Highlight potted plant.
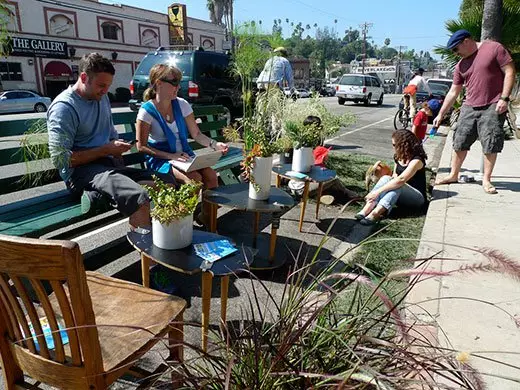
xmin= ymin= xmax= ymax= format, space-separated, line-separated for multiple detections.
xmin=284 ymin=119 xmax=321 ymax=173
xmin=144 ymin=176 xmax=202 ymax=250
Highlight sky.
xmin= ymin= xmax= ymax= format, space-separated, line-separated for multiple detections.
xmin=104 ymin=0 xmax=462 ymax=56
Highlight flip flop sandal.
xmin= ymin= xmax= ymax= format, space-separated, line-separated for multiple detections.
xmin=354 ymin=212 xmax=366 ymax=221
xmin=483 ymin=183 xmax=497 ymax=194
xmin=359 ymin=217 xmax=379 ymax=226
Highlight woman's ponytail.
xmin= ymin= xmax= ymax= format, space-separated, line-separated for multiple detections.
xmin=143 ymin=87 xmax=156 ymax=102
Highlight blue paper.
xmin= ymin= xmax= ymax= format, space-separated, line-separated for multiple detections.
xmin=26 ymin=317 xmax=70 ymax=351
xmin=194 ymin=240 xmax=238 ymax=262
xmin=286 ymin=171 xmax=308 ymax=179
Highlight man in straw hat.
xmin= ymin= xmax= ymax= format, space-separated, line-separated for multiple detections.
xmin=256 ymin=46 xmax=294 ymax=92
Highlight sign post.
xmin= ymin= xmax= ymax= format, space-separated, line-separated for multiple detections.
xmin=168 ymin=3 xmax=188 ymax=46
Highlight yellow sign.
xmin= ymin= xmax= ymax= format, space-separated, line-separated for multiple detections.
xmin=168 ymin=3 xmax=187 ymax=46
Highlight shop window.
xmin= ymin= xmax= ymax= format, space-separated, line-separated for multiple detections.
xmin=0 ymin=62 xmax=23 ymax=81
xmin=102 ymin=22 xmax=119 ymax=40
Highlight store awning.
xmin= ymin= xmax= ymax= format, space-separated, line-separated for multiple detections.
xmin=44 ymin=61 xmax=72 ymax=78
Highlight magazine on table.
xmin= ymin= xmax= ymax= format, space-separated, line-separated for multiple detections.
xmin=194 ymin=239 xmax=238 ymax=262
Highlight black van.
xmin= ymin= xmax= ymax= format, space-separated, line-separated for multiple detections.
xmin=129 ymin=47 xmax=242 ymax=119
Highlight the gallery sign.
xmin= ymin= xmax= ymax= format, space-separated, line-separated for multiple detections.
xmin=6 ymin=37 xmax=68 ymax=58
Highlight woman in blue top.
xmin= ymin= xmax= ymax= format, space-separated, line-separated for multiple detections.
xmin=356 ymin=129 xmax=427 ymax=225
xmin=136 ymin=64 xmax=228 ymax=189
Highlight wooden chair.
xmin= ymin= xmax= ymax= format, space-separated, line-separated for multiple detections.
xmin=0 ymin=234 xmax=186 ymax=389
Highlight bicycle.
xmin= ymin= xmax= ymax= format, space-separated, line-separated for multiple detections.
xmin=394 ymin=106 xmax=412 ymax=130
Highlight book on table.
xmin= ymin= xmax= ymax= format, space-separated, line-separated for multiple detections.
xmin=194 ymin=239 xmax=238 ymax=262
xmin=169 ymin=148 xmax=222 ymax=172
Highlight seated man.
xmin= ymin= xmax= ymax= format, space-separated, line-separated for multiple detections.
xmin=47 ymin=53 xmax=175 ymax=230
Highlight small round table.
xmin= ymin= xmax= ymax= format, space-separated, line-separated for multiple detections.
xmin=127 ymin=229 xmax=251 ymax=352
xmin=272 ymin=164 xmax=337 ymax=232
xmin=203 ymin=183 xmax=295 ymax=270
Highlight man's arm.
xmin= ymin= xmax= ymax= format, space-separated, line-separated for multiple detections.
xmin=284 ymin=59 xmax=294 ymax=90
xmin=433 ymin=83 xmax=463 ymax=127
xmin=47 ymin=102 xmax=131 ymax=170
xmin=496 ymin=62 xmax=516 ymax=114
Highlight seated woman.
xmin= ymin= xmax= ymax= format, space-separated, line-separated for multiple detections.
xmin=356 ymin=129 xmax=427 ymax=225
xmin=136 ymin=63 xmax=228 ymax=189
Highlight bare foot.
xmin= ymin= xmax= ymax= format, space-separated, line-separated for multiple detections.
xmin=482 ymin=182 xmax=497 ymax=194
xmin=435 ymin=175 xmax=458 ymax=185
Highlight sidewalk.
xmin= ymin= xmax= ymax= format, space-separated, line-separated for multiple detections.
xmin=409 ymin=131 xmax=520 ymax=389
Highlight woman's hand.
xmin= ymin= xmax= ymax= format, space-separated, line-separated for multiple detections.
xmin=170 ymin=152 xmax=191 ymax=162
xmin=365 ymin=191 xmax=379 ymax=203
xmin=215 ymin=142 xmax=229 ymax=155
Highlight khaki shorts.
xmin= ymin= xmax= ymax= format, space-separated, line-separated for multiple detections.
xmin=453 ymin=103 xmax=506 ymax=154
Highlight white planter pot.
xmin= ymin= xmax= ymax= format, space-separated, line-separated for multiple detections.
xmin=292 ymin=147 xmax=314 ymax=173
xmin=152 ymin=214 xmax=193 ymax=250
xmin=248 ymin=155 xmax=273 ymax=200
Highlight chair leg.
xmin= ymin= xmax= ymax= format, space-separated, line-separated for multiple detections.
xmin=0 ymin=329 xmax=23 ymax=389
xmin=169 ymin=313 xmax=184 ymax=388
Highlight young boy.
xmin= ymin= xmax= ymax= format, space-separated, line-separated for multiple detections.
xmin=411 ymin=100 xmax=435 ymax=140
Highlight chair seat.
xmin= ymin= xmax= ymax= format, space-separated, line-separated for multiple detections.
xmin=51 ymin=272 xmax=186 ymax=372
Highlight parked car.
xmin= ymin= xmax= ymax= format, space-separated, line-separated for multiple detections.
xmin=0 ymin=90 xmax=51 ymax=114
xmin=398 ymin=81 xmax=452 ymax=123
xmin=129 ymin=47 xmax=242 ymax=121
xmin=295 ymin=88 xmax=310 ymax=98
xmin=335 ymin=74 xmax=384 ymax=106
xmin=319 ymin=86 xmax=335 ymax=97
xmin=427 ymin=78 xmax=453 ymax=90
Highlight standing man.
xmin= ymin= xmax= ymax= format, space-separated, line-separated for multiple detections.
xmin=47 ymin=53 xmax=176 ymax=229
xmin=256 ymin=46 xmax=294 ymax=92
xmin=434 ymin=30 xmax=516 ymax=194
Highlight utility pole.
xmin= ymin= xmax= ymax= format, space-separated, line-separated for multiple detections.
xmin=359 ymin=22 xmax=373 ymax=74
xmin=394 ymin=45 xmax=407 ymax=93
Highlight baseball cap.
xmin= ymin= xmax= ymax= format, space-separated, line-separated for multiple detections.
xmin=446 ymin=29 xmax=471 ymax=50
xmin=427 ymin=99 xmax=441 ymax=112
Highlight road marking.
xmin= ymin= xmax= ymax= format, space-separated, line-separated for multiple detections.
xmin=325 ymin=116 xmax=394 ymax=143
xmin=72 ymin=217 xmax=129 ymax=243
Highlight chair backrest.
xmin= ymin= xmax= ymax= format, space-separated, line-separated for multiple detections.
xmin=0 ymin=234 xmax=103 ymax=387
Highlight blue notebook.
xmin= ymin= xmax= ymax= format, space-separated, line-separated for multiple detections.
xmin=194 ymin=240 xmax=238 ymax=262
xmin=286 ymin=170 xmax=308 ymax=179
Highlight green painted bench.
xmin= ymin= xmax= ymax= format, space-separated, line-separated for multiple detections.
xmin=0 ymin=105 xmax=244 ymax=237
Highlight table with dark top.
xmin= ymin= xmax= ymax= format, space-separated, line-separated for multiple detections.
xmin=127 ymin=229 xmax=251 ymax=351
xmin=203 ymin=183 xmax=295 ymax=270
xmin=272 ymin=164 xmax=337 ymax=232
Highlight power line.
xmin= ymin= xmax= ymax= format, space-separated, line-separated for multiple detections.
xmin=359 ymin=22 xmax=373 ymax=74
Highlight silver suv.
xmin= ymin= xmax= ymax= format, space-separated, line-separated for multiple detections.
xmin=336 ymin=74 xmax=384 ymax=106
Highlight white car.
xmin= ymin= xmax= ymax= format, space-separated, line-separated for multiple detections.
xmin=295 ymin=88 xmax=310 ymax=98
xmin=0 ymin=90 xmax=52 ymax=114
xmin=335 ymin=74 xmax=384 ymax=106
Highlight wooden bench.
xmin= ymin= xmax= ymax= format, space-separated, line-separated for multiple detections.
xmin=0 ymin=105 xmax=244 ymax=238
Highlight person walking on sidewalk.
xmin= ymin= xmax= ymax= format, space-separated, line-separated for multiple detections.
xmin=47 ymin=53 xmax=176 ymax=230
xmin=403 ymin=68 xmax=431 ymax=117
xmin=433 ymin=29 xmax=516 ymax=194
xmin=256 ymin=47 xmax=294 ymax=92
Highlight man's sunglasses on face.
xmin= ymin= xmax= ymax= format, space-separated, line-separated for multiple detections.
xmin=160 ymin=78 xmax=180 ymax=87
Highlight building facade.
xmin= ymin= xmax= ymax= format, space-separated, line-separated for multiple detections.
xmin=1 ymin=0 xmax=226 ymax=98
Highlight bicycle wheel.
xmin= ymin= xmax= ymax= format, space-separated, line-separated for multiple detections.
xmin=394 ymin=109 xmax=411 ymax=130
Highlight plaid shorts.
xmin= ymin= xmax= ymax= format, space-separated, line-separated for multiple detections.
xmin=453 ymin=103 xmax=506 ymax=154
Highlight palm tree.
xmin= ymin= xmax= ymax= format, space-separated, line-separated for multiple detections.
xmin=481 ymin=0 xmax=503 ymax=40
xmin=434 ymin=0 xmax=520 ymax=69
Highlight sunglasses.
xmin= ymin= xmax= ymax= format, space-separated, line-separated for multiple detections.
xmin=160 ymin=78 xmax=180 ymax=87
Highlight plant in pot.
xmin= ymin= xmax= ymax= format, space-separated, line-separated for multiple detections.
xmin=284 ymin=118 xmax=322 ymax=173
xmin=144 ymin=176 xmax=202 ymax=250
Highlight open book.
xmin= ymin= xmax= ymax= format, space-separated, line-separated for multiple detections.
xmin=169 ymin=149 xmax=222 ymax=172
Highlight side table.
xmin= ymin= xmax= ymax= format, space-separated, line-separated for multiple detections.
xmin=272 ymin=164 xmax=336 ymax=232
xmin=203 ymin=183 xmax=294 ymax=270
xmin=127 ymin=229 xmax=251 ymax=351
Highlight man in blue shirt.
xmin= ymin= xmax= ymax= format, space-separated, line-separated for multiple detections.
xmin=256 ymin=46 xmax=294 ymax=91
xmin=47 ymin=53 xmax=175 ymax=230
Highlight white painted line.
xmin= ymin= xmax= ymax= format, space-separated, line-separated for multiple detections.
xmin=72 ymin=217 xmax=129 ymax=243
xmin=325 ymin=116 xmax=394 ymax=143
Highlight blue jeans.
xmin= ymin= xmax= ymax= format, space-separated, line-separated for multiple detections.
xmin=371 ymin=175 xmax=425 ymax=214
